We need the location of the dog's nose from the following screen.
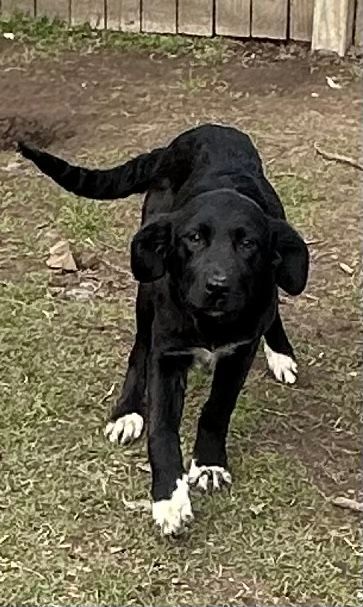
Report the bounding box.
[206,274,228,294]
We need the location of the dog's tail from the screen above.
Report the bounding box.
[17,141,168,200]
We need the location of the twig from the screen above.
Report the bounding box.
[314,143,363,171]
[306,238,324,246]
[262,408,288,417]
[101,258,133,278]
[100,383,116,404]
[332,496,363,513]
[304,293,320,302]
[273,172,298,178]
[97,239,125,254]
[278,295,294,305]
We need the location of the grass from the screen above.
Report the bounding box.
[0,275,360,605]
[0,146,360,606]
[0,14,232,64]
[0,42,361,604]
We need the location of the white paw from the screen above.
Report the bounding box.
[264,341,297,384]
[188,459,232,491]
[152,475,193,536]
[104,413,144,445]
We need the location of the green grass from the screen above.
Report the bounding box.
[0,151,360,606]
[0,14,231,64]
[0,278,360,605]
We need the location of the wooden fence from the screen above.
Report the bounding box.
[1,0,362,55]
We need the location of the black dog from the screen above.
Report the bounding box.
[18,124,309,535]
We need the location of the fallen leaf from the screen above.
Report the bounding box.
[249,502,266,516]
[64,281,99,300]
[326,76,342,89]
[110,546,126,554]
[136,462,151,473]
[121,495,151,512]
[46,240,77,272]
[332,496,363,512]
[339,262,354,275]
[2,160,23,172]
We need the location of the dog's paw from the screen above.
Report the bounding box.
[152,475,193,536]
[188,459,232,492]
[104,413,144,445]
[263,342,297,385]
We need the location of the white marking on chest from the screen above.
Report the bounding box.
[193,342,242,369]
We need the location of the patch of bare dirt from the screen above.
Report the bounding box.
[0,114,74,151]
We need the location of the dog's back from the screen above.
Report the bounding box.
[18,123,285,220]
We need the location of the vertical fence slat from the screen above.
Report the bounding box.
[142,0,177,33]
[290,0,314,41]
[215,0,251,37]
[72,0,105,28]
[312,0,355,56]
[1,0,35,18]
[106,0,140,31]
[178,0,213,36]
[36,0,70,23]
[251,0,288,39]
[355,0,363,46]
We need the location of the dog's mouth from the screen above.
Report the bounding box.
[195,305,236,322]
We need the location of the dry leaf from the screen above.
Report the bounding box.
[249,502,266,516]
[339,262,354,276]
[332,496,363,512]
[64,281,99,300]
[110,546,126,554]
[326,76,342,89]
[136,462,151,473]
[2,160,23,172]
[121,495,151,512]
[46,240,77,272]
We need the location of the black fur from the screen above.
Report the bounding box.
[19,124,309,532]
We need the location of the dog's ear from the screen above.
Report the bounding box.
[131,217,173,283]
[269,217,309,295]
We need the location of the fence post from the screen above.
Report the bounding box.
[311,0,355,56]
[355,0,363,47]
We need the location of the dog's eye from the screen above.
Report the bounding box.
[239,238,255,249]
[189,232,202,244]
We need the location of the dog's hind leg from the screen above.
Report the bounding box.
[263,310,297,385]
[104,284,153,445]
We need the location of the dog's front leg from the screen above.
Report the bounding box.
[148,352,193,536]
[189,341,259,492]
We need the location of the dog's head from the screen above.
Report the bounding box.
[131,190,309,320]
